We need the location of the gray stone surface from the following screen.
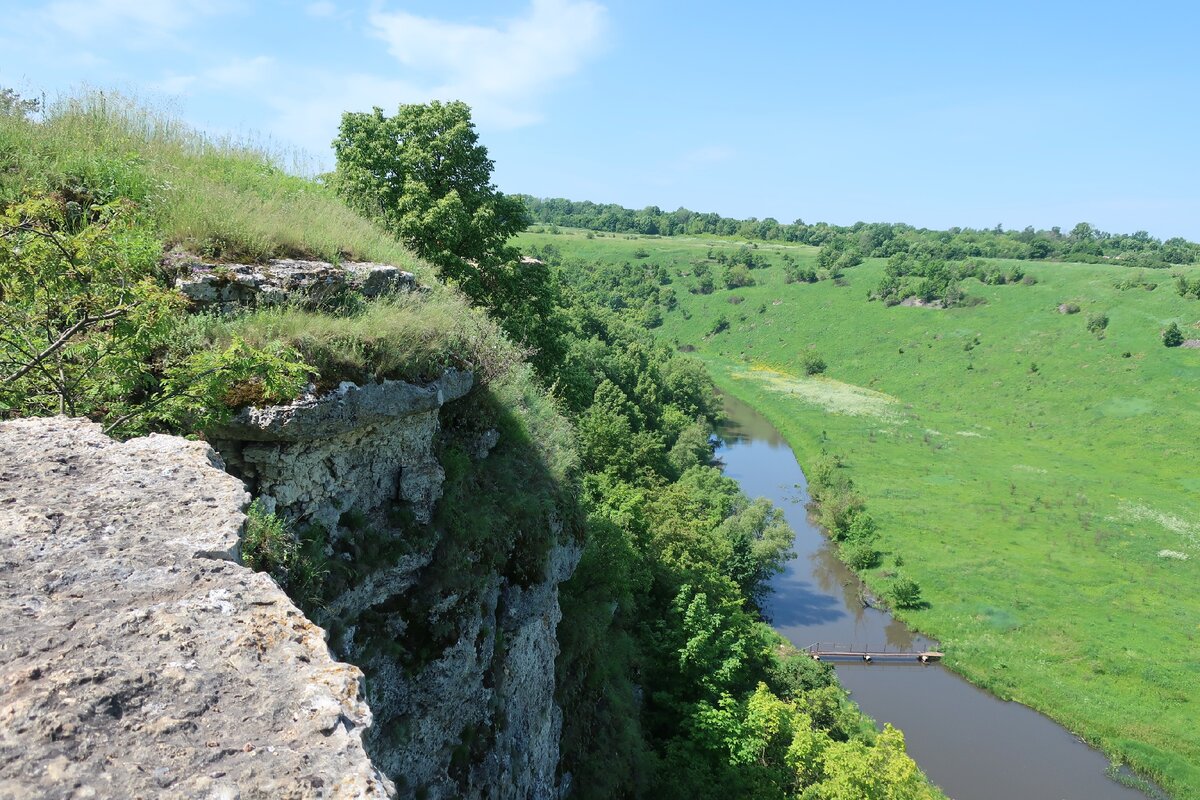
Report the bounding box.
[355,538,581,800]
[208,370,578,799]
[214,370,473,443]
[0,417,392,800]
[171,255,416,314]
[213,371,472,531]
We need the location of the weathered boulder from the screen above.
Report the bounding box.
[171,255,416,313]
[0,417,392,800]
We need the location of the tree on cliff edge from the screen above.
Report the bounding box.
[331,100,530,304]
[331,101,569,377]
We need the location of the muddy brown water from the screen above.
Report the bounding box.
[716,392,1149,800]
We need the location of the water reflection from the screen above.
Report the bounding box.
[715,392,1147,800]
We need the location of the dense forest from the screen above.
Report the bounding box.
[517,195,1200,269]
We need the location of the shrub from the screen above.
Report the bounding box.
[241,500,296,579]
[802,351,827,375]
[1162,322,1184,347]
[1086,312,1109,337]
[846,511,878,541]
[723,263,754,289]
[887,575,923,609]
[841,539,878,571]
[0,195,308,435]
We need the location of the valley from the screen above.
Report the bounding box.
[520,226,1200,797]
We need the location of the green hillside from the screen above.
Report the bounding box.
[2,95,949,799]
[521,226,1200,797]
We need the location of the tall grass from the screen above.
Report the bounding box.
[0,91,427,273]
[179,293,529,390]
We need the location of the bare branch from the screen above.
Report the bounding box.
[1,307,128,385]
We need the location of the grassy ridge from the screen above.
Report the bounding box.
[1,93,427,272]
[521,227,1200,797]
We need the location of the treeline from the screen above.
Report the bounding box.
[540,261,938,800]
[871,255,1034,307]
[517,195,1200,268]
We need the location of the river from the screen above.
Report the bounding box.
[715,392,1149,800]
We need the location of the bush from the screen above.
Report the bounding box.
[841,539,878,571]
[1162,322,1184,347]
[802,351,827,375]
[1086,312,1109,337]
[241,500,297,579]
[723,263,755,289]
[887,575,923,609]
[0,195,308,435]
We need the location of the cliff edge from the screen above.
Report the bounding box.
[0,416,393,799]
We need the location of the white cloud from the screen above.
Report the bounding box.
[367,0,608,127]
[206,55,276,88]
[265,72,435,161]
[45,0,232,41]
[151,56,276,97]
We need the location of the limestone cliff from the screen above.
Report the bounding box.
[0,417,392,799]
[0,254,580,799]
[210,370,580,799]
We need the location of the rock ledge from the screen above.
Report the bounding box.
[0,417,392,800]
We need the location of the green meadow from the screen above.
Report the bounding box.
[520,227,1200,797]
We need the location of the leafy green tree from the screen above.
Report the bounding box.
[332,101,529,299]
[1162,322,1185,347]
[0,195,176,418]
[802,351,827,375]
[0,87,40,119]
[1086,312,1109,337]
[331,100,574,375]
[724,263,755,289]
[841,539,878,571]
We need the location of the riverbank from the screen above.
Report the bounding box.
[716,389,1158,800]
[520,226,1200,797]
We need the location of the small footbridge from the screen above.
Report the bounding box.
[805,642,943,664]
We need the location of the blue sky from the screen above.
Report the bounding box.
[2,0,1197,238]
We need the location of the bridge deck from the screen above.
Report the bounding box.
[805,643,944,662]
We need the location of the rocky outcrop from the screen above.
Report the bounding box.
[0,367,578,799]
[171,255,416,313]
[211,369,473,532]
[357,533,581,800]
[0,417,392,799]
[207,372,578,799]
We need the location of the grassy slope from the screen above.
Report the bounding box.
[1,94,429,275]
[521,228,1200,797]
